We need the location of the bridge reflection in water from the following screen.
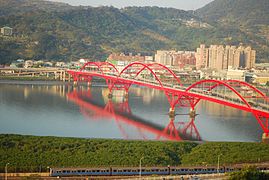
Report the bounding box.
[67,87,201,141]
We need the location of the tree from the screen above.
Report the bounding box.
[229,166,269,180]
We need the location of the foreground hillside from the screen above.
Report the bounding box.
[0,0,268,64]
[1,134,269,172]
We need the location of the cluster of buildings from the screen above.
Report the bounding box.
[107,50,196,71]
[9,59,89,69]
[106,44,268,85]
[0,26,13,36]
[196,44,256,70]
[154,50,196,69]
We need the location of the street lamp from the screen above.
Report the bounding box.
[5,163,10,180]
[47,166,51,175]
[139,157,144,178]
[217,154,222,174]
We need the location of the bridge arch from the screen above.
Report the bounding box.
[225,79,269,100]
[80,61,119,75]
[185,79,252,108]
[118,62,165,89]
[130,62,181,86]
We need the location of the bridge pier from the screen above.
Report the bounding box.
[190,109,196,118]
[73,81,78,87]
[262,133,269,143]
[108,93,113,99]
[169,108,175,118]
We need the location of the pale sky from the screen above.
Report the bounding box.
[50,0,214,10]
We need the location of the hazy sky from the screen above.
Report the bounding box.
[50,0,214,10]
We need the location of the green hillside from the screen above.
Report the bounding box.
[196,0,269,26]
[0,0,74,16]
[0,0,268,64]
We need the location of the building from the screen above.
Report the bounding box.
[195,44,208,69]
[195,44,256,70]
[226,68,245,81]
[145,56,154,64]
[253,73,269,85]
[107,53,146,72]
[24,60,34,68]
[107,53,145,63]
[1,26,13,36]
[154,50,174,66]
[155,50,196,69]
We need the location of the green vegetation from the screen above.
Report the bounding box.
[181,142,269,166]
[0,0,268,64]
[229,166,269,180]
[1,134,269,173]
[0,134,197,172]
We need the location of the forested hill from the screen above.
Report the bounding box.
[0,0,74,16]
[0,0,268,64]
[196,0,269,26]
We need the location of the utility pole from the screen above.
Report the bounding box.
[5,163,10,180]
[139,157,144,179]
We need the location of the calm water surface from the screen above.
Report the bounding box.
[0,81,264,142]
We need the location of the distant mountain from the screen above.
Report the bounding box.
[196,0,269,26]
[0,0,268,64]
[0,0,76,17]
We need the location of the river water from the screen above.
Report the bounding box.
[0,81,264,142]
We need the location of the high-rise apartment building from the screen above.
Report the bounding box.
[195,44,208,69]
[155,50,174,66]
[195,44,256,70]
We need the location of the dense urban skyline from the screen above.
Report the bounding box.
[50,0,214,10]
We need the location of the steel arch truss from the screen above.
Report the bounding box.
[185,79,269,135]
[116,62,182,107]
[79,61,120,90]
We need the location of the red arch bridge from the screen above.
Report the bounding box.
[67,61,269,141]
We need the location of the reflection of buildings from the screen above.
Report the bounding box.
[102,88,125,104]
[19,84,68,99]
[200,100,249,118]
[67,88,201,141]
[129,87,163,104]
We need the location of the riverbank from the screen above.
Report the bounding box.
[0,76,58,81]
[1,134,269,173]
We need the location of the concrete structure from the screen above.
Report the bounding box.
[226,68,245,81]
[1,26,13,36]
[253,73,269,85]
[196,44,256,70]
[24,60,34,68]
[145,56,154,64]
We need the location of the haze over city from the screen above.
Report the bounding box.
[50,0,214,10]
